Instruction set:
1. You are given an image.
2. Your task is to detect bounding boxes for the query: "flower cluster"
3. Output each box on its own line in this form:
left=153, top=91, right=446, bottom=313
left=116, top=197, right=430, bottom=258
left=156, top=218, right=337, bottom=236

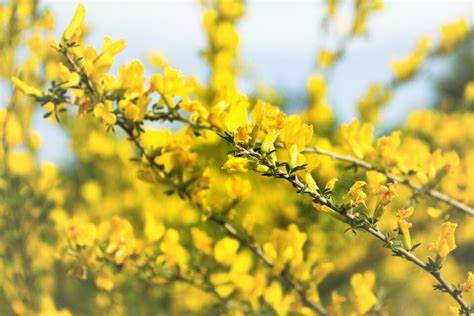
left=2, top=1, right=473, bottom=315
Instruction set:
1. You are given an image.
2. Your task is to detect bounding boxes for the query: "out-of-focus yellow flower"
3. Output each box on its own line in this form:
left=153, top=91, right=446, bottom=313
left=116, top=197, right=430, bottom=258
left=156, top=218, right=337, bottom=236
left=157, top=229, right=189, bottom=270
left=7, top=151, right=35, bottom=176
left=11, top=76, right=43, bottom=98
left=464, top=81, right=474, bottom=102
left=222, top=156, right=250, bottom=173
left=147, top=50, right=168, bottom=70
left=390, top=35, right=431, bottom=81
left=318, top=49, right=337, bottom=69
left=357, top=83, right=392, bottom=123
left=96, top=273, right=114, bottom=292
left=340, top=119, right=374, bottom=159
left=440, top=18, right=469, bottom=53
left=350, top=270, right=377, bottom=314
left=144, top=213, right=165, bottom=242
left=67, top=220, right=97, bottom=248
left=62, top=4, right=85, bottom=41
left=459, top=272, right=474, bottom=293
left=214, top=237, right=239, bottom=266
left=80, top=180, right=101, bottom=204
left=328, top=291, right=346, bottom=316
left=264, top=281, right=293, bottom=316
left=225, top=176, right=252, bottom=199
left=217, top=0, right=245, bottom=20
left=263, top=224, right=307, bottom=273
left=191, top=228, right=213, bottom=255
left=428, top=221, right=457, bottom=258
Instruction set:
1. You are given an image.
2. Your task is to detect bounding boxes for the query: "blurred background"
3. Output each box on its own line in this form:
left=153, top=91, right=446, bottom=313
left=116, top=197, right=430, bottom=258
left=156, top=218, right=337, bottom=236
left=36, top=0, right=472, bottom=164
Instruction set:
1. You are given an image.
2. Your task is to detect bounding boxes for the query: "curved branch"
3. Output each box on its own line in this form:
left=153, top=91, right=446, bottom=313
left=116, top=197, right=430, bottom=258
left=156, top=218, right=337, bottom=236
left=302, top=146, right=474, bottom=216
left=236, top=145, right=471, bottom=315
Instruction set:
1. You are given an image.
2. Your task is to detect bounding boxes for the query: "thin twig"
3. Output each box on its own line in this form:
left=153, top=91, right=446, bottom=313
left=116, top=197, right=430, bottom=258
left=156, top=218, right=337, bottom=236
left=302, top=146, right=474, bottom=216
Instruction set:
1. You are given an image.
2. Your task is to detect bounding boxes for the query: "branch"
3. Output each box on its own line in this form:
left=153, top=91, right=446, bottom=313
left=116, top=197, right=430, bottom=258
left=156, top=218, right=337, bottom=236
left=236, top=146, right=471, bottom=315
left=302, top=146, right=474, bottom=217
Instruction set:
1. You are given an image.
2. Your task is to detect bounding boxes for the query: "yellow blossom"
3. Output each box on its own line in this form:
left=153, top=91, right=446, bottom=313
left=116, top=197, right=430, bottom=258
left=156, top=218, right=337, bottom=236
left=428, top=221, right=457, bottom=258
left=222, top=156, right=250, bottom=173
left=440, top=18, right=469, bottom=53
left=63, top=4, right=85, bottom=41
left=464, top=81, right=474, bottom=102
left=214, top=237, right=239, bottom=266
left=96, top=273, right=114, bottom=292
left=191, top=228, right=213, bottom=255
left=225, top=176, right=252, bottom=199
left=459, top=272, right=474, bottom=293
left=342, top=181, right=367, bottom=207
left=318, top=49, right=337, bottom=69
left=66, top=220, right=97, bottom=248
left=351, top=271, right=377, bottom=314
left=11, top=76, right=43, bottom=98
left=340, top=119, right=374, bottom=159
left=390, top=35, right=431, bottom=81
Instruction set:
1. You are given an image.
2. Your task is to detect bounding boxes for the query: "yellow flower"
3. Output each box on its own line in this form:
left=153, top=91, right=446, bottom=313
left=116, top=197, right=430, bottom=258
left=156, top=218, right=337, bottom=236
left=222, top=156, right=250, bottom=173
left=96, top=273, right=114, bottom=292
left=307, top=74, right=327, bottom=102
left=263, top=224, right=307, bottom=273
left=7, top=151, right=35, bottom=176
left=234, top=124, right=252, bottom=144
left=80, top=180, right=101, bottom=204
left=440, top=18, right=469, bottom=53
left=464, top=81, right=474, bottom=102
left=223, top=97, right=248, bottom=133
left=11, top=76, right=43, bottom=98
left=395, top=206, right=414, bottom=219
left=251, top=99, right=285, bottom=131
left=225, top=176, right=252, bottom=199
left=217, top=0, right=245, bottom=20
left=390, top=35, right=431, bottom=81
left=157, top=229, right=189, bottom=270
left=396, top=207, right=414, bottom=250
left=57, top=63, right=81, bottom=89
left=191, top=228, right=213, bottom=255
left=147, top=51, right=168, bottom=70
left=279, top=115, right=313, bottom=167
left=340, top=119, right=374, bottom=159
left=150, top=67, right=187, bottom=105
left=264, top=281, right=293, bottom=316
left=459, top=272, right=474, bottom=293
left=144, top=213, right=165, bottom=242
left=318, top=49, right=337, bottom=69
left=357, top=83, right=392, bottom=123
left=93, top=101, right=117, bottom=125
left=63, top=4, right=85, bottom=41
left=428, top=221, right=457, bottom=258
left=214, top=237, right=239, bottom=266
left=350, top=271, right=377, bottom=314
left=66, top=220, right=97, bottom=248
left=342, top=181, right=367, bottom=207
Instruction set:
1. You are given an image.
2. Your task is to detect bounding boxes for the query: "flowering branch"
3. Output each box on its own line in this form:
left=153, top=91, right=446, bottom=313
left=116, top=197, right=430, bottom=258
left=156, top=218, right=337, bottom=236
left=231, top=145, right=472, bottom=315
left=302, top=146, right=474, bottom=216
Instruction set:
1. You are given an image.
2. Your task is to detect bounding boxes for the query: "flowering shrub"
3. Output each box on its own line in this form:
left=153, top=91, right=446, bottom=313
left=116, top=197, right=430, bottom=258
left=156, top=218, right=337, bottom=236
left=1, top=0, right=473, bottom=315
